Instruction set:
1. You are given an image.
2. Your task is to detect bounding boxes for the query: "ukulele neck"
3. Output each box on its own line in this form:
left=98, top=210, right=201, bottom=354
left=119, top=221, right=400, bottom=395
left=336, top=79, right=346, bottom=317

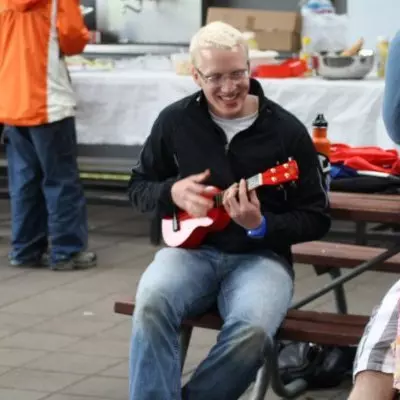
left=214, top=173, right=262, bottom=207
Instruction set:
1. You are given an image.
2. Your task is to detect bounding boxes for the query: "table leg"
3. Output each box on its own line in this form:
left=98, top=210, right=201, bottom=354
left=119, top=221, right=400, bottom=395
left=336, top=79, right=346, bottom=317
left=355, top=221, right=367, bottom=245
left=328, top=268, right=348, bottom=314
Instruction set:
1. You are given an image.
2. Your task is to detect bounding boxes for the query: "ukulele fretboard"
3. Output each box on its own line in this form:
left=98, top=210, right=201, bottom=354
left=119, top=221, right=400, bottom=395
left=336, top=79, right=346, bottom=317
left=247, top=173, right=262, bottom=191
left=213, top=173, right=262, bottom=208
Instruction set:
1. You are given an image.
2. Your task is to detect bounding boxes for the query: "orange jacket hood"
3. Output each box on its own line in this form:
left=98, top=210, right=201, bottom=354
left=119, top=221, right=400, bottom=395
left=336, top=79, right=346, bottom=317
left=6, top=0, right=45, bottom=11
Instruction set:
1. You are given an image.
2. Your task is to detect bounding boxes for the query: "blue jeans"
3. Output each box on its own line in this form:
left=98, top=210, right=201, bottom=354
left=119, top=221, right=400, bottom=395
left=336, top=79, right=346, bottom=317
left=4, top=117, right=88, bottom=264
left=129, top=246, right=293, bottom=400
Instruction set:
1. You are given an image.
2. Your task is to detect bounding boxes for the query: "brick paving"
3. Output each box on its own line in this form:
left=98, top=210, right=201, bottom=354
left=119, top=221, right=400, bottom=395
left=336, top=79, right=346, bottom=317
left=0, top=200, right=397, bottom=400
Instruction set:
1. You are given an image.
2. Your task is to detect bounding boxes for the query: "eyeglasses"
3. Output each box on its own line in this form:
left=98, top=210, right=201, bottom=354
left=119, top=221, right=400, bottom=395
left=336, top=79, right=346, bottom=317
left=196, top=68, right=249, bottom=86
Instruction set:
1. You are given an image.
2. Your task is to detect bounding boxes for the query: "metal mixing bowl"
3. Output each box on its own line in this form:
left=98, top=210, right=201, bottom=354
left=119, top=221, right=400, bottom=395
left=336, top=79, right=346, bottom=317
left=316, top=49, right=375, bottom=80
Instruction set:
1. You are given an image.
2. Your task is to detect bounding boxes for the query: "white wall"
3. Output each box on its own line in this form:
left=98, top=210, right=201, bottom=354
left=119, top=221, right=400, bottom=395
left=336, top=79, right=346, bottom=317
left=93, top=0, right=202, bottom=44
left=109, top=0, right=201, bottom=44
left=347, top=0, right=400, bottom=48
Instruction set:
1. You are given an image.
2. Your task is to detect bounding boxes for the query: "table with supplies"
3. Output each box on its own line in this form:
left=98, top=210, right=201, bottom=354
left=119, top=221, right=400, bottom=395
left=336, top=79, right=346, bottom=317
left=71, top=70, right=396, bottom=150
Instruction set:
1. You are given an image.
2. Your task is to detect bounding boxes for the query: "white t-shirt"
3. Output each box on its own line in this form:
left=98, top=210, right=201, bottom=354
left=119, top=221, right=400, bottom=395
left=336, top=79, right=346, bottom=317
left=210, top=111, right=259, bottom=143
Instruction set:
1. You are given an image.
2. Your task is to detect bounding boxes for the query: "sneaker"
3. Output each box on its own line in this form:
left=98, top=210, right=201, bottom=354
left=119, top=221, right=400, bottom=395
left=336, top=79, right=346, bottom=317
left=50, top=251, right=97, bottom=271
left=8, top=253, right=49, bottom=268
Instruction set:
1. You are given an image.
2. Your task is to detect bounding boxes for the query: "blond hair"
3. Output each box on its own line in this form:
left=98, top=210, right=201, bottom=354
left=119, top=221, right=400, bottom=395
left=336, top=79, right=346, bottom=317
left=189, top=21, right=248, bottom=66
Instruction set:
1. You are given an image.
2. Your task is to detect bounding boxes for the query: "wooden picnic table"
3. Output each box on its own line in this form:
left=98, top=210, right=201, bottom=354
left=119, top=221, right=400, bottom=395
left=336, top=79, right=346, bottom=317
left=294, top=191, right=400, bottom=312
left=329, top=191, right=400, bottom=224
left=116, top=190, right=400, bottom=399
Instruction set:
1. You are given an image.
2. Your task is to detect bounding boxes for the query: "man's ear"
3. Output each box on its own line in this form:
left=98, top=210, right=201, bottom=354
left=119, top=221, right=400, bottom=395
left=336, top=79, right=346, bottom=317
left=191, top=65, right=201, bottom=87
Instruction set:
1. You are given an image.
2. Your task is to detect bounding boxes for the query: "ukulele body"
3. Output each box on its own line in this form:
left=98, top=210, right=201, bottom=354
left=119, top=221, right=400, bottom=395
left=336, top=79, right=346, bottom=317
left=162, top=206, right=231, bottom=248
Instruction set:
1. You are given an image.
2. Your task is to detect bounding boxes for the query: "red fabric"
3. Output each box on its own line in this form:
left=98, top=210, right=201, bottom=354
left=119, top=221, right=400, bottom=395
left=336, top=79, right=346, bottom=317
left=330, top=143, right=400, bottom=175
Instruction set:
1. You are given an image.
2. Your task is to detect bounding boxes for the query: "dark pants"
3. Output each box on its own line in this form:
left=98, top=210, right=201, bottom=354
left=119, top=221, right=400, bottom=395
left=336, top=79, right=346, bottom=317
left=4, top=117, right=88, bottom=264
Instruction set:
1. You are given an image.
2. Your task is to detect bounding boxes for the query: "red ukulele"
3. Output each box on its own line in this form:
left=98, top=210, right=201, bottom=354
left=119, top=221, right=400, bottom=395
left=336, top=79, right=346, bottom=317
left=162, top=159, right=299, bottom=248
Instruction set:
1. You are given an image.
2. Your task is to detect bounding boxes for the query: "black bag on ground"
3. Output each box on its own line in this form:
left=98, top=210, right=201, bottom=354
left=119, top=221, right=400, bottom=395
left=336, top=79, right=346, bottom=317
left=277, top=341, right=357, bottom=389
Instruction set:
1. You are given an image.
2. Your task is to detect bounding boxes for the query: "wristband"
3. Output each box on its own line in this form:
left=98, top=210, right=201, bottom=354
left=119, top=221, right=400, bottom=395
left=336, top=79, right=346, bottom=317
left=246, top=216, right=267, bottom=239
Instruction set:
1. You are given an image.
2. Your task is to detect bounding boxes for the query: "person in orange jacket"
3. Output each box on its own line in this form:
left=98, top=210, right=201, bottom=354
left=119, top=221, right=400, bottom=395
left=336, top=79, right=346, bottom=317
left=0, top=0, right=97, bottom=270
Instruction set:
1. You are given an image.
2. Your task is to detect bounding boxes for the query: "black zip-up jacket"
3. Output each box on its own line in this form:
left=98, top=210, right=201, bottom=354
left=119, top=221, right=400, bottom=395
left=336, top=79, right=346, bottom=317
left=128, top=79, right=331, bottom=266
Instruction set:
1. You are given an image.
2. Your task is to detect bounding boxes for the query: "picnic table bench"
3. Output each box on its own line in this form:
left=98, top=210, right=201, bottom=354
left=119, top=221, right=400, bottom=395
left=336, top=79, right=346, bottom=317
left=115, top=191, right=400, bottom=398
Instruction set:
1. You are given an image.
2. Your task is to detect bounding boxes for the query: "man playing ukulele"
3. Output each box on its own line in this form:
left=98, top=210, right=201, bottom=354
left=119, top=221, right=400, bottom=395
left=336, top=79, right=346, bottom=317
left=127, top=21, right=331, bottom=400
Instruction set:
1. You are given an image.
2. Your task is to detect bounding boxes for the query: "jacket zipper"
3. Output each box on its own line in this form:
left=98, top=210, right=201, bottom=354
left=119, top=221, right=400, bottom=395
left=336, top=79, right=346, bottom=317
left=223, top=105, right=271, bottom=156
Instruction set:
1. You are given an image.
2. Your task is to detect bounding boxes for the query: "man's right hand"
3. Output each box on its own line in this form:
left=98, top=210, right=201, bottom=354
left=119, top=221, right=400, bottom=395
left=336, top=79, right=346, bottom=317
left=171, top=170, right=217, bottom=218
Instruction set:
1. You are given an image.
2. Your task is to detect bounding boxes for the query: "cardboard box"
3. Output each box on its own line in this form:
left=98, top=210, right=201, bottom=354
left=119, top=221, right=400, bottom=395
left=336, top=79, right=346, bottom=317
left=206, top=7, right=301, bottom=53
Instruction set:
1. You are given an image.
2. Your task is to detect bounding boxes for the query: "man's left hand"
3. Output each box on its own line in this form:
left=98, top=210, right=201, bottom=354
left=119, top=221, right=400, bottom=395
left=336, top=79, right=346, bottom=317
left=223, top=179, right=263, bottom=230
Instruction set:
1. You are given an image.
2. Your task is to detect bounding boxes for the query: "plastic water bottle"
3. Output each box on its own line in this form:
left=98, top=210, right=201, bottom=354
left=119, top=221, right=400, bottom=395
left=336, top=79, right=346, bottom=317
left=376, top=36, right=389, bottom=78
left=300, top=36, right=314, bottom=75
left=312, top=113, right=331, bottom=189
